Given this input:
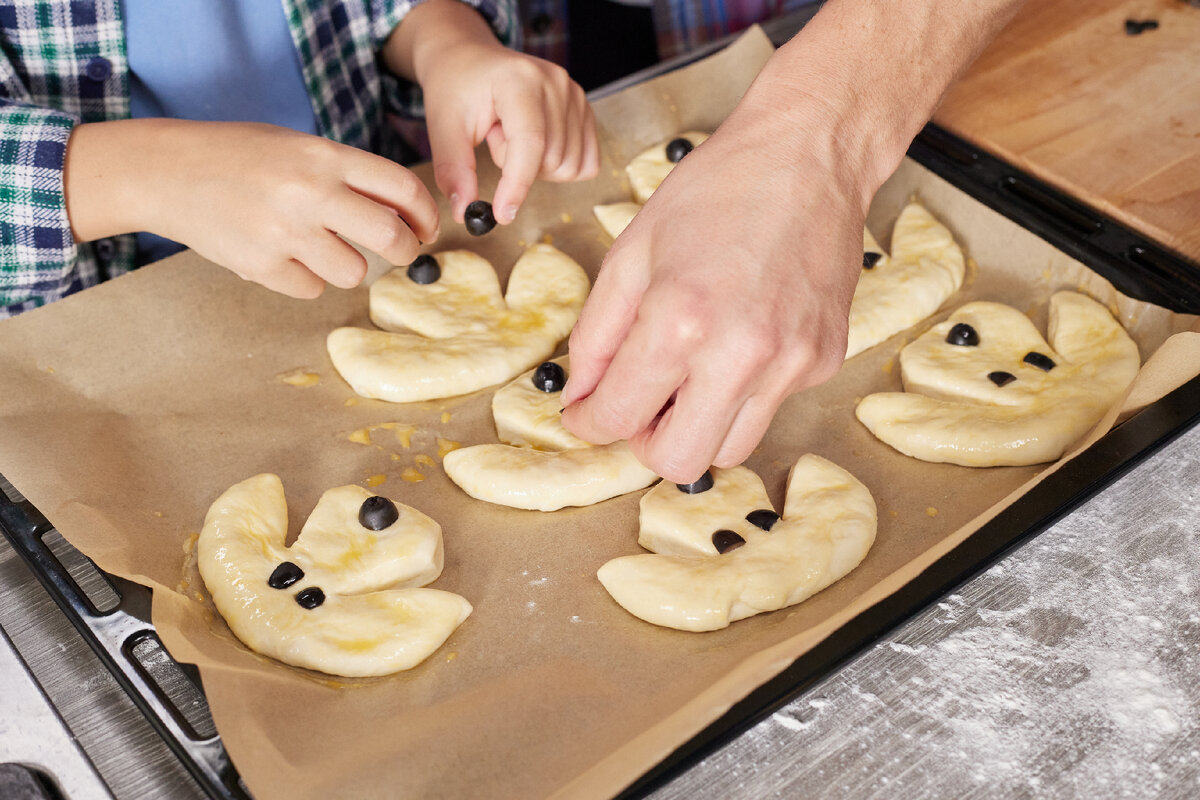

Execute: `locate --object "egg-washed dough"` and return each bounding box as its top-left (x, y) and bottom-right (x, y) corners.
top-left (197, 474), bottom-right (471, 677)
top-left (327, 244), bottom-right (590, 403)
top-left (856, 291), bottom-right (1141, 467)
top-left (845, 202), bottom-right (966, 359)
top-left (443, 357), bottom-right (659, 511)
top-left (592, 131), bottom-right (709, 238)
top-left (597, 455), bottom-right (876, 632)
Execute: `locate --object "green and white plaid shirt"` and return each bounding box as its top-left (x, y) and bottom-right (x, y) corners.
top-left (0, 0), bottom-right (518, 317)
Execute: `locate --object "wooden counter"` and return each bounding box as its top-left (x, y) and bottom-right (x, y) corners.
top-left (934, 0), bottom-right (1200, 263)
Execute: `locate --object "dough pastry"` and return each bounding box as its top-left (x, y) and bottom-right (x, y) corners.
top-left (597, 455), bottom-right (876, 632)
top-left (328, 244), bottom-right (590, 403)
top-left (198, 474), bottom-right (471, 676)
top-left (593, 131), bottom-right (709, 238)
top-left (855, 291), bottom-right (1141, 466)
top-left (846, 202), bottom-right (966, 359)
top-left (443, 357), bottom-right (659, 511)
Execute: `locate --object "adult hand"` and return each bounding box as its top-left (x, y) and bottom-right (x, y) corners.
top-left (389, 0), bottom-right (599, 224)
top-left (561, 0), bottom-right (1028, 483)
top-left (560, 104), bottom-right (867, 484)
top-left (66, 119), bottom-right (439, 298)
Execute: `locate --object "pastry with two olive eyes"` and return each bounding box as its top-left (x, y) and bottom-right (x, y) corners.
top-left (327, 244), bottom-right (590, 403)
top-left (856, 291), bottom-right (1140, 466)
top-left (598, 455), bottom-right (876, 632)
top-left (198, 475), bottom-right (471, 676)
top-left (443, 356), bottom-right (659, 511)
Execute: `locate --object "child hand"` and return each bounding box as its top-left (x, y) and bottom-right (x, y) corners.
top-left (66, 120), bottom-right (440, 299)
top-left (388, 0), bottom-right (599, 225)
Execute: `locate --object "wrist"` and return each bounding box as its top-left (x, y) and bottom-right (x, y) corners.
top-left (386, 0), bottom-right (500, 84)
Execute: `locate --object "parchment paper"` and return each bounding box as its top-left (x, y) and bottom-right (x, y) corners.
top-left (0, 28), bottom-right (1196, 800)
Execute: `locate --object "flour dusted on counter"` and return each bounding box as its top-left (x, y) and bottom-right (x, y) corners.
top-left (650, 423), bottom-right (1200, 800)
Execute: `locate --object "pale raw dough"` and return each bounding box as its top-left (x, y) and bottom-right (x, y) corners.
top-left (597, 455), bottom-right (876, 632)
top-left (855, 291), bottom-right (1141, 466)
top-left (592, 131), bottom-right (709, 238)
top-left (328, 244), bottom-right (590, 403)
top-left (846, 202), bottom-right (966, 359)
top-left (197, 474), bottom-right (471, 676)
top-left (443, 356), bottom-right (659, 511)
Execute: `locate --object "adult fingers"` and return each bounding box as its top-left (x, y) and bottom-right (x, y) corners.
top-left (561, 304), bottom-right (687, 446)
top-left (630, 371), bottom-right (747, 484)
top-left (560, 242), bottom-right (648, 405)
top-left (327, 190), bottom-right (421, 267)
top-left (710, 394), bottom-right (780, 469)
top-left (295, 230), bottom-right (369, 290)
top-left (578, 100), bottom-right (600, 180)
top-left (342, 153), bottom-right (440, 244)
top-left (491, 84), bottom-right (547, 224)
top-left (425, 109), bottom-right (478, 223)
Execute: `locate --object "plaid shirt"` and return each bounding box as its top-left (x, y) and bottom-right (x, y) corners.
top-left (519, 0), bottom-right (801, 65)
top-left (0, 0), bottom-right (518, 317)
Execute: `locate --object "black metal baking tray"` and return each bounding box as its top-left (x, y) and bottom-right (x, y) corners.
top-left (4, 24), bottom-right (1200, 800)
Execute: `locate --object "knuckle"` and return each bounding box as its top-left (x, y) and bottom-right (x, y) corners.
top-left (592, 403), bottom-right (638, 441)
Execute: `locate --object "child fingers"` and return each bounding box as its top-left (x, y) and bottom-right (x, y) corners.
top-left (328, 191), bottom-right (421, 267)
top-left (425, 112), bottom-right (478, 223)
top-left (545, 88), bottom-right (593, 182)
top-left (295, 231), bottom-right (369, 290)
top-left (253, 259), bottom-right (327, 300)
top-left (491, 86), bottom-right (548, 224)
top-left (343, 155), bottom-right (440, 244)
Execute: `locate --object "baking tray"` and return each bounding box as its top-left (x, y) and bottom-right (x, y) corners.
top-left (2, 50), bottom-right (1199, 800)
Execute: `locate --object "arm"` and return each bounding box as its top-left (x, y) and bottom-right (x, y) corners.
top-left (381, 0), bottom-right (598, 224)
top-left (561, 0), bottom-right (1028, 483)
top-left (62, 118), bottom-right (439, 298)
top-left (0, 99), bottom-right (80, 311)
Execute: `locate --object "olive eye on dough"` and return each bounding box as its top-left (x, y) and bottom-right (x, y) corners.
top-left (268, 561), bottom-right (305, 590)
top-left (988, 371), bottom-right (1017, 387)
top-left (1023, 351), bottom-right (1056, 371)
top-left (676, 470), bottom-right (714, 494)
top-left (665, 137), bottom-right (693, 163)
top-left (745, 509), bottom-right (780, 531)
top-left (532, 361), bottom-right (566, 393)
top-left (406, 254), bottom-right (440, 285)
top-left (946, 323), bottom-right (980, 347)
top-left (711, 529), bottom-right (746, 554)
top-left (295, 587), bottom-right (326, 609)
top-left (862, 251), bottom-right (882, 270)
top-left (359, 496), bottom-right (400, 531)
top-left (464, 200), bottom-right (497, 236)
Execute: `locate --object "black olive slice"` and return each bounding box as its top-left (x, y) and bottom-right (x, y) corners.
top-left (711, 529), bottom-right (746, 554)
top-left (359, 496), bottom-right (399, 531)
top-left (862, 251), bottom-right (882, 270)
top-left (268, 561), bottom-right (304, 590)
top-left (1023, 352), bottom-right (1056, 371)
top-left (946, 323), bottom-right (980, 347)
top-left (406, 254), bottom-right (440, 284)
top-left (296, 587), bottom-right (326, 609)
top-left (464, 200), bottom-right (497, 236)
top-left (1125, 18), bottom-right (1158, 35)
top-left (665, 137), bottom-right (693, 163)
top-left (988, 371), bottom-right (1017, 387)
top-left (532, 361), bottom-right (566, 393)
top-left (676, 470), bottom-right (714, 494)
top-left (745, 509), bottom-right (780, 531)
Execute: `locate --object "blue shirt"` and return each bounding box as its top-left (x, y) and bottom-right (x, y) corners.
top-left (124, 0), bottom-right (320, 263)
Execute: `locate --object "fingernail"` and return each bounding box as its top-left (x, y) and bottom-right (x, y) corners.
top-left (450, 193), bottom-right (460, 215)
top-left (502, 205), bottom-right (519, 224)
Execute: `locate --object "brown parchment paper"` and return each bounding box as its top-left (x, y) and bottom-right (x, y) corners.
top-left (0, 27), bottom-right (1197, 800)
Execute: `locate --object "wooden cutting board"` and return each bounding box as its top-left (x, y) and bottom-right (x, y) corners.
top-left (934, 0), bottom-right (1200, 263)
